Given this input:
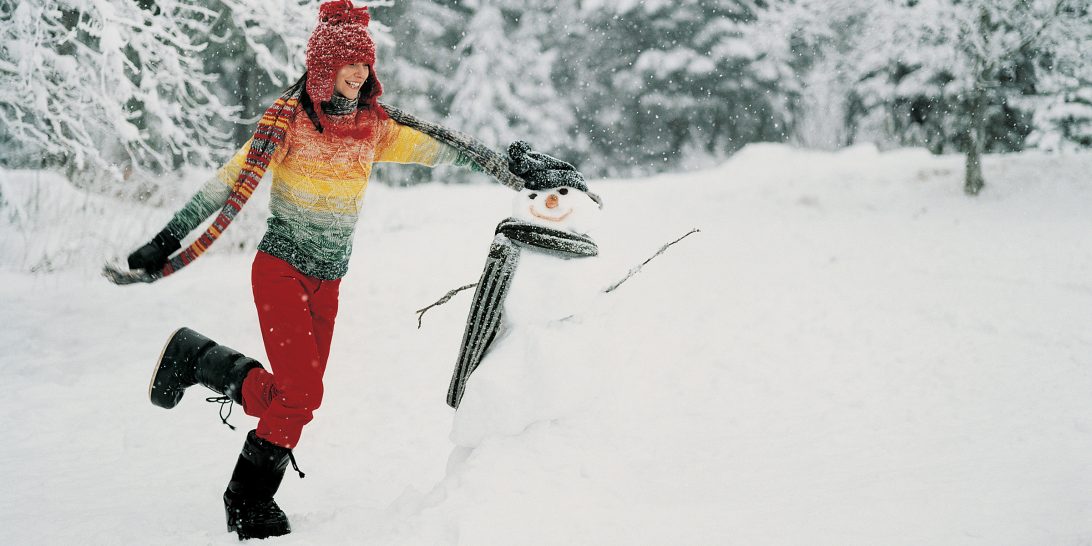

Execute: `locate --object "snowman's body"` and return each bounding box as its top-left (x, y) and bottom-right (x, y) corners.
top-left (450, 184), bottom-right (605, 448)
top-left (503, 248), bottom-right (603, 325)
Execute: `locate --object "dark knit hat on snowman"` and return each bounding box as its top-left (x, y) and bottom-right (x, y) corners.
top-left (507, 141), bottom-right (587, 192)
top-left (507, 141), bottom-right (601, 206)
top-left (304, 0), bottom-right (386, 136)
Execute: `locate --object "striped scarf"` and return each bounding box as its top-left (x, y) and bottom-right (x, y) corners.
top-left (447, 219), bottom-right (598, 408)
top-left (102, 83), bottom-right (305, 285)
top-left (104, 81), bottom-right (525, 285)
top-left (158, 86), bottom-right (304, 279)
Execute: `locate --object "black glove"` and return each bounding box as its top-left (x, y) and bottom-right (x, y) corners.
top-left (127, 229), bottom-right (181, 273)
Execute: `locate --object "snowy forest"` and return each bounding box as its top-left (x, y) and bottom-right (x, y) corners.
top-left (3, 0), bottom-right (1091, 195)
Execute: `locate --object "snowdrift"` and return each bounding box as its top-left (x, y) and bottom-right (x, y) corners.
top-left (2, 145), bottom-right (1091, 545)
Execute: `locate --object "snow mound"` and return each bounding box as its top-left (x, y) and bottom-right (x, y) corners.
top-left (2, 147), bottom-right (1092, 545)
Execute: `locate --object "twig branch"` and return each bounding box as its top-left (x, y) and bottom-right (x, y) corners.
top-left (604, 228), bottom-right (700, 294)
top-left (416, 283), bottom-right (478, 329)
top-left (415, 228), bottom-right (700, 326)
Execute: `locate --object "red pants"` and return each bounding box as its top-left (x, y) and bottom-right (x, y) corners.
top-left (241, 251), bottom-right (341, 449)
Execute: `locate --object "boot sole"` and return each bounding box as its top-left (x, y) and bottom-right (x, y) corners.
top-left (227, 522), bottom-right (292, 540)
top-left (226, 503), bottom-right (291, 540)
top-left (148, 327), bottom-right (187, 409)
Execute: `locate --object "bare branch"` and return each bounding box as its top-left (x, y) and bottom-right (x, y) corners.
top-left (604, 228), bottom-right (701, 294)
top-left (416, 228), bottom-right (700, 326)
top-left (416, 283), bottom-right (478, 329)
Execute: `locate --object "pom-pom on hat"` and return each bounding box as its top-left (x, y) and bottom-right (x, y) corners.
top-left (507, 141), bottom-right (589, 193)
top-left (306, 0), bottom-right (382, 105)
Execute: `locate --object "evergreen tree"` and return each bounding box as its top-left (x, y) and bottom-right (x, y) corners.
top-left (756, 0), bottom-right (872, 149)
top-left (371, 0), bottom-right (469, 185)
top-left (555, 0), bottom-right (795, 177)
top-left (378, 0), bottom-right (463, 119)
top-left (849, 0), bottom-right (1092, 195)
top-left (1022, 1), bottom-right (1092, 151)
top-left (443, 1), bottom-right (572, 157)
top-left (1029, 71), bottom-right (1092, 151)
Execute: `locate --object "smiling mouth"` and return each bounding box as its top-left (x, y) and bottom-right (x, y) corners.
top-left (529, 206), bottom-right (572, 222)
top-left (346, 81), bottom-right (363, 89)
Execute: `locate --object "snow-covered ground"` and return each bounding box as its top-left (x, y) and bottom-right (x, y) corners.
top-left (2, 144), bottom-right (1091, 545)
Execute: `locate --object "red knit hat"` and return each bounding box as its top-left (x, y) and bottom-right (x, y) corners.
top-left (305, 0), bottom-right (383, 106)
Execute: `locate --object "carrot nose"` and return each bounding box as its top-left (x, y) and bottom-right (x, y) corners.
top-left (545, 194), bottom-right (559, 209)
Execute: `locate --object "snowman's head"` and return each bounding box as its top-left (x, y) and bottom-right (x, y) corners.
top-left (506, 140), bottom-right (603, 235)
top-left (513, 185), bottom-right (602, 235)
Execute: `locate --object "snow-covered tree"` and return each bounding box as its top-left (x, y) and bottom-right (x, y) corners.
top-left (443, 1), bottom-right (572, 154)
top-left (1022, 1), bottom-right (1092, 151)
top-left (754, 0), bottom-right (873, 149)
top-left (1029, 74), bottom-right (1092, 151)
top-left (0, 0), bottom-right (237, 191)
top-left (197, 0), bottom-right (319, 146)
top-left (377, 0), bottom-right (462, 120)
top-left (555, 0), bottom-right (795, 176)
top-left (851, 0), bottom-right (1092, 195)
top-left (366, 0), bottom-right (471, 185)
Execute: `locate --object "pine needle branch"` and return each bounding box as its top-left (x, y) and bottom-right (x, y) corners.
top-left (416, 283), bottom-right (478, 329)
top-left (604, 228), bottom-right (700, 294)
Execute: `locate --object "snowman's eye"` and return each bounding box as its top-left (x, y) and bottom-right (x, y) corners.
top-left (528, 193), bottom-right (538, 199)
top-left (558, 188), bottom-right (569, 195)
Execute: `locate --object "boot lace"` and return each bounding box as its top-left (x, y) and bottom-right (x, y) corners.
top-left (206, 396), bottom-right (236, 430)
top-left (205, 397), bottom-right (306, 480)
top-left (288, 452), bottom-right (306, 479)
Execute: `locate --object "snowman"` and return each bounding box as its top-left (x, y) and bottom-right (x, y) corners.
top-left (447, 141), bottom-right (608, 448)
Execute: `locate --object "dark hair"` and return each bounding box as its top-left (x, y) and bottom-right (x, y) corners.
top-left (289, 71), bottom-right (377, 135)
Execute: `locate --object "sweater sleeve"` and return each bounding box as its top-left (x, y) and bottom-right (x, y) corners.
top-left (372, 118), bottom-right (484, 172)
top-left (161, 137), bottom-right (289, 240)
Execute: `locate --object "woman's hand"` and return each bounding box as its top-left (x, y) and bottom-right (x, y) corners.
top-left (127, 230), bottom-right (181, 273)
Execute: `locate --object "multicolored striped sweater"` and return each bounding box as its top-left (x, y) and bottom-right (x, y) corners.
top-left (162, 106), bottom-right (481, 280)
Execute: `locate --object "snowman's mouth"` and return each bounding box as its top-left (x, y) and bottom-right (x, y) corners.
top-left (529, 206), bottom-right (572, 222)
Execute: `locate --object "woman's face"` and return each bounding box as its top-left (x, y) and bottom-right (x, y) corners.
top-left (334, 63), bottom-right (370, 100)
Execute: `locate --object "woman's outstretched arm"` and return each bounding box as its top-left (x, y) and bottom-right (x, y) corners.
top-left (374, 103), bottom-right (524, 190)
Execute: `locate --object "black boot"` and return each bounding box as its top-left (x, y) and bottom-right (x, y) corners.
top-left (149, 327), bottom-right (262, 409)
top-left (224, 430), bottom-right (294, 540)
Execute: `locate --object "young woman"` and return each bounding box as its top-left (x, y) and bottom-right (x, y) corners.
top-left (114, 1), bottom-right (519, 539)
